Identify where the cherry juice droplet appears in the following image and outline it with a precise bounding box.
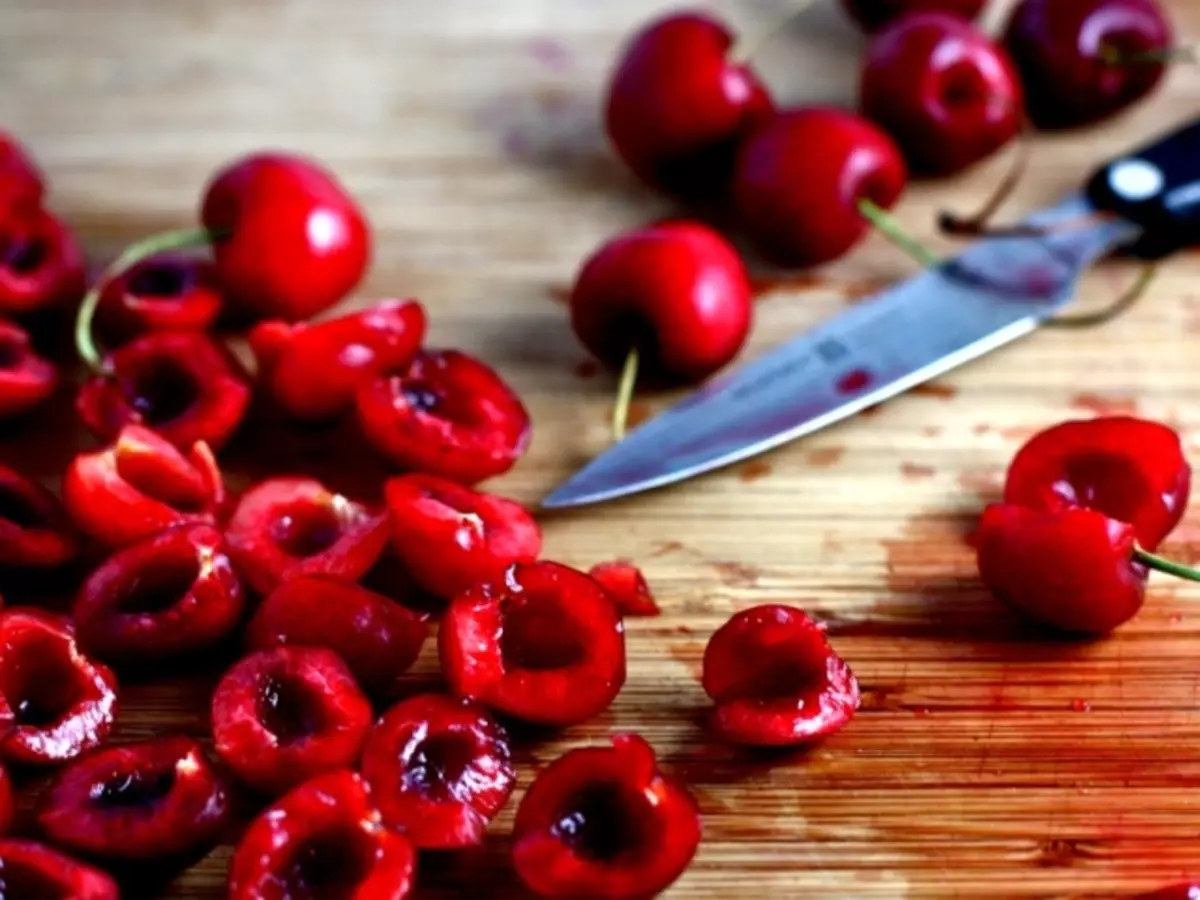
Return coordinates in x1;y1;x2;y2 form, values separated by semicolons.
835;368;872;395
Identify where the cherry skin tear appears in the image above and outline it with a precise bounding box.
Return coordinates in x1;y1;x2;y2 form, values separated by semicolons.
35;735;232;861
732;107;907;268
0;464;77;570
0;206;86;318
703;604;861;746
439;560;626;727
589;560;660;617
842;0;987;32
604;11;774;203
1003;0;1173;130
228;770;416;900
93;251;223;347
512;733;701;899
0;319;57;421
0;839;119;899
361;693;516;849
861;12;1024;176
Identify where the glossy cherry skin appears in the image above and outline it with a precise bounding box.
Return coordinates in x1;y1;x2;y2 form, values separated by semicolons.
1003;0;1173;130
0;133;45;218
93;252;223;347
1004;416;1190;551
842;0;987;32
732;107;907;268
703;604;860;747
229;770;416;900
0;464;77;569
604;11;774;203
0;839;119;899
861;13;1024;176
589;560;660;617
35;735;232;861
75;331;252;452
570;221;752;384
0;206;86;317
976;504;1148;634
0;319;57;421
361;693;516;849
512;733;701;899
201;152;371;322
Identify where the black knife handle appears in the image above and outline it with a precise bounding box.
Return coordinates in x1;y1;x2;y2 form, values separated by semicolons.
1086;117;1200;259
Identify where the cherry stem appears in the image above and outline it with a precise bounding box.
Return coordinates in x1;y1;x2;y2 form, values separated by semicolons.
1133;547;1200;584
730;0;817;62
611;347;640;442
74;227;217;374
1045;262;1157;329
857;198;940;269
1100;43;1196;65
938;119;1033;239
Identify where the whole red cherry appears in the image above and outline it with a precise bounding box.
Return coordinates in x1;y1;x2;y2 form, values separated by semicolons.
861;13;1024;175
842;0;987;32
605;11;774;203
1003;0;1173;130
732;107;907;268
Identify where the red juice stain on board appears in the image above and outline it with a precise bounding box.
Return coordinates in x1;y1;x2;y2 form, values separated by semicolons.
738;460;772;481
1071;392;1139;417
650;539;685;557
805;446;845;468
911;382;957;399
921;426;942;437
748;270;825;299
973;423;991;435
547;283;571;305
712;560;759;587
957;468;1004;505
881;515;978;594
667;642;704;682
606;401;651;429
573;359;598;379
527;37;574;72
900;462;935;480
842;277;894;303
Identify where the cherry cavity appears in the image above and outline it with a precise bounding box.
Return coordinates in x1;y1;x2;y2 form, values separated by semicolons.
0;206;86;317
0;319;57;421
842;0;987;32
0;464;77;570
0;839;118;899
589;560;661;617
93;251;223;347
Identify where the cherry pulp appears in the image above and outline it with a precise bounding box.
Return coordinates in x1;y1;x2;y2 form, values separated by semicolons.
0;133;44;217
0;464;77;569
732;107;907;268
384;473;542;604
245;574;427;698
251;298;427;422
75;331;251;452
860;13;1024;176
0;319;57;421
0;609;118;765
0;839;118;899
439;560;626;727
702;604;861;746
361;692;516;849
512;733;701;899
62;425;226;549
589;560;661;617
73;524;245;668
228;770;416;900
223;476;389;595
93;251;223;347
842;0;987;32
0;206;86;317
35;735;231;861
357;348;532;485
604;11;774;203
1003;0;1174;130
211;646;373;795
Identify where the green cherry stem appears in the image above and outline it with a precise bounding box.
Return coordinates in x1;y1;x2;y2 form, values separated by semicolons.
74;227;219;374
1132;546;1200;584
1044;262;1158;329
611;346;640;442
857;198;940;269
1099;44;1196;65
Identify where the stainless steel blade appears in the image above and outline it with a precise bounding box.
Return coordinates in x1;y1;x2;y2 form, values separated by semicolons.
542;193;1141;509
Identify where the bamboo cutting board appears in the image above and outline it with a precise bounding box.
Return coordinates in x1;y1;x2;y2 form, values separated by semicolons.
3;0;1200;896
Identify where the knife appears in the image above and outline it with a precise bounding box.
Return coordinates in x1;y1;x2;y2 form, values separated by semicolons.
542;116;1200;510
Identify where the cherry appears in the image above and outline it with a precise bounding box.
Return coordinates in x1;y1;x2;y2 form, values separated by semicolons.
251;298;427;423
223;476;389;596
93;252;223;347
0;319;57;421
212;646;373;796
570;220;752;438
440;560;626;727
702;604;860;746
0;464;77;570
589;560;661;617
0;609;118;765
0;133;45;218
1003;416;1190;551
35;735;231;861
75;331;252;452
841;0;987;32
0;763;11;834
0;839;118;899
604;11;774;203
356;348;532;485
228;770;416;900
1003;0;1174;130
245;574;427;699
0;206;86;318
62;425;226;549
73;524;245;669
860;13;1024;176
384;473;542;604
361;693;516;849
731;107;907;268
512;733;701;899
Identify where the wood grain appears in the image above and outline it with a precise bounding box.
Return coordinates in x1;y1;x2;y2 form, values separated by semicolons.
3;0;1200;896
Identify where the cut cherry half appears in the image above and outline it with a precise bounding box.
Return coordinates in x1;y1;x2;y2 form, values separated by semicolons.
94;252;223;347
356;348;532;485
224;476;389;595
361;693;516;849
245;574;427;699
702;604;861;747
0;463;77;569
0;839;119;899
0;319;56;421
75;331;251;451
35;735;232;861
384;473;542;604
212;646;373;796
589;560;660;617
228;770;416;900
73;523;245;668
439;560;626;727
512;733;701;899
0;609;118;765
0;206;86;317
62;424;225;549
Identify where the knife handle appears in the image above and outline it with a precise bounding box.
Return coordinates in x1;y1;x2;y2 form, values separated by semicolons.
1086;117;1200;259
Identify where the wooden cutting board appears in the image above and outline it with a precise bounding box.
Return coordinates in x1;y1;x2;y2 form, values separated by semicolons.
3;0;1200;896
